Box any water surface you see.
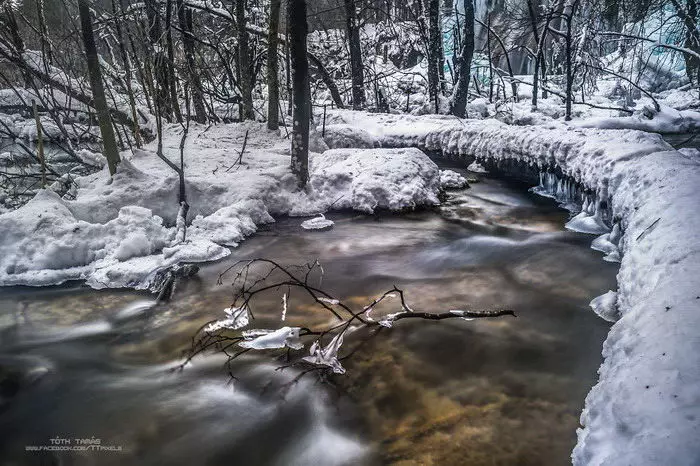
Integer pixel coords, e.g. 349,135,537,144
0,164,617,465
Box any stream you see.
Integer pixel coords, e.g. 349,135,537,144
0,162,618,465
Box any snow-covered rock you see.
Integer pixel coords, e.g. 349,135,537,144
439,169,469,189
301,214,334,230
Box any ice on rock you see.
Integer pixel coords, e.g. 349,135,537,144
302,332,346,374
589,290,619,322
592,223,622,262
566,196,610,235
239,326,304,350
467,161,488,173
439,169,469,189
301,214,334,230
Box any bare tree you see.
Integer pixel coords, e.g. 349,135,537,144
77,0,121,175
267,0,282,130
344,0,366,109
177,0,207,123
426,0,441,112
451,0,475,117
236,0,255,120
290,0,310,188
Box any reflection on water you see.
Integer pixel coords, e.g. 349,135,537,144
0,164,617,465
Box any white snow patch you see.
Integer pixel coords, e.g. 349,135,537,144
301,214,334,230
439,169,469,189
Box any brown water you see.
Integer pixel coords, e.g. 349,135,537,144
0,165,617,465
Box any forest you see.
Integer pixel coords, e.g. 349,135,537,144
0,0,699,465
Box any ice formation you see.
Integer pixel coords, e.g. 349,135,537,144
301,214,334,230
239,327,304,350
302,332,346,374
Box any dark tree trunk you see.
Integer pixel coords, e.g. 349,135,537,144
563,0,579,121
111,0,142,146
451,0,474,118
289,0,309,188
1,6,33,88
177,0,207,123
77,0,121,175
236,0,255,120
145,0,172,121
673,0,700,85
344,0,365,109
427,0,441,113
165,0,182,123
267,0,282,130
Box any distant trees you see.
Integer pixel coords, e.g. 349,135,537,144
344,0,366,109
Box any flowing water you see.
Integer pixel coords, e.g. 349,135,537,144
0,163,617,466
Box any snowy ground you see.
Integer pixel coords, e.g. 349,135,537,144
323,109,700,466
0,122,441,289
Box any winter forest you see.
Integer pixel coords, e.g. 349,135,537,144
0,0,699,464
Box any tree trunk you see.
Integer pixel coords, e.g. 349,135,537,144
267,0,282,130
289,0,309,188
673,0,700,85
177,0,207,123
427,0,441,113
1,6,33,88
451,0,474,117
145,0,172,121
236,0,255,120
344,0,365,109
77,0,121,175
111,0,142,147
165,0,182,123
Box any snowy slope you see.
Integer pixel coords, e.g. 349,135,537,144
0,122,440,289
325,110,700,466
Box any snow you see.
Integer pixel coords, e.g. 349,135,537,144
301,214,334,230
0,122,441,288
439,169,469,189
323,109,700,466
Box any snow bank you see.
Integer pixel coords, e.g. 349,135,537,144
0,122,440,288
326,109,700,466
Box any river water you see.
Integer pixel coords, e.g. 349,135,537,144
0,163,617,465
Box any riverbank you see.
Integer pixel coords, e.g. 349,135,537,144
323,110,700,465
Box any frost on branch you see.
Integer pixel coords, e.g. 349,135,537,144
183,259,515,383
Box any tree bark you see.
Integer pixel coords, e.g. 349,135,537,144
289,0,309,188
165,0,182,123
267,0,281,130
344,0,365,109
426,0,441,112
145,0,172,121
177,0,207,123
451,0,474,117
236,0,255,120
77,0,121,175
